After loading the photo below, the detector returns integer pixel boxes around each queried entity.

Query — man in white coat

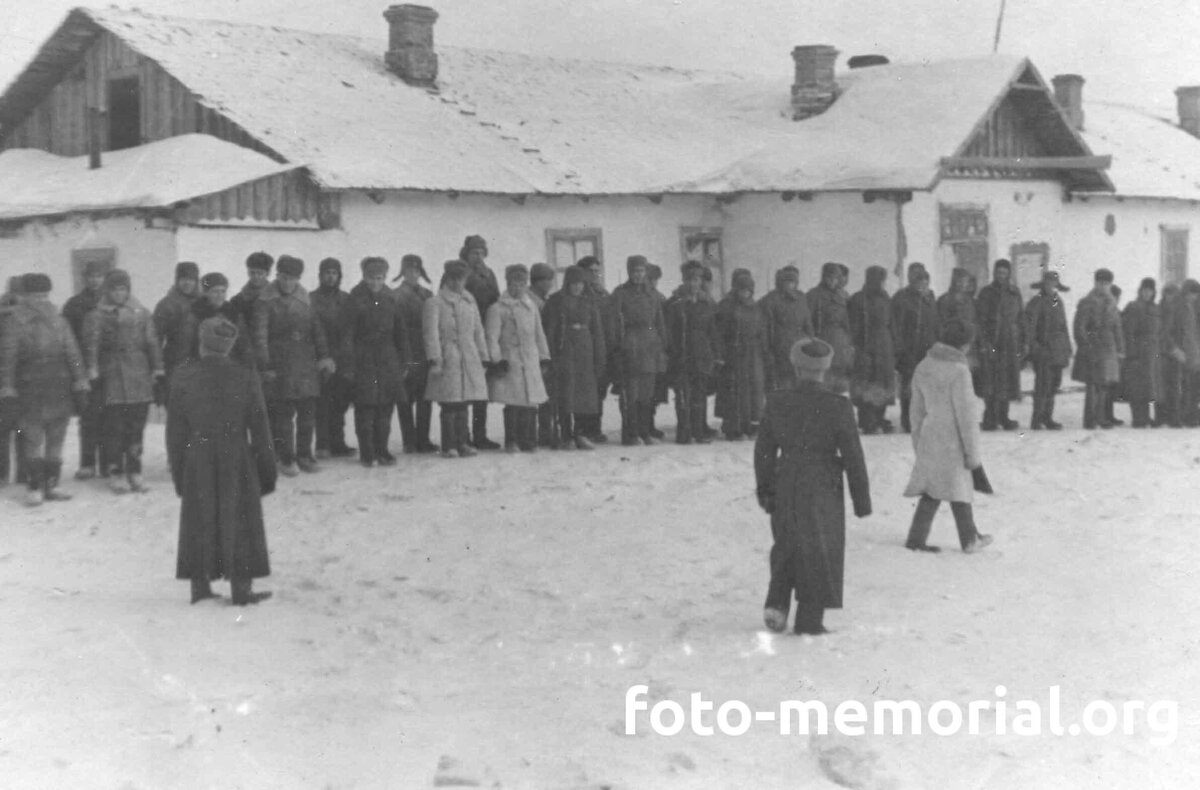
[903,318,994,553]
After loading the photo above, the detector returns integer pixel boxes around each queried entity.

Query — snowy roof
[1079,102,1200,201]
[0,134,302,220]
[0,7,1059,195]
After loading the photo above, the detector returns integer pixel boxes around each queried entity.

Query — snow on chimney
[791,45,840,120]
[1051,74,1085,131]
[1175,86,1200,138]
[384,4,439,87]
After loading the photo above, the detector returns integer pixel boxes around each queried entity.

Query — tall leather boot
[519,408,538,452]
[398,403,417,452]
[356,407,376,466]
[503,406,518,453]
[415,402,437,452]
[640,401,657,444]
[190,576,216,604]
[439,409,457,458]
[472,402,500,450]
[900,395,912,433]
[998,398,1018,430]
[981,398,997,431]
[691,396,711,444]
[25,459,45,507]
[793,604,828,635]
[456,408,477,456]
[44,459,72,501]
[1044,394,1062,430]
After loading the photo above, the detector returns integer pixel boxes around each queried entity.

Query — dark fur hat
[245,251,274,272]
[276,255,304,278]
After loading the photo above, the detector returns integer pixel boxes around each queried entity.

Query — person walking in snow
[253,255,334,476]
[1024,271,1073,430]
[311,257,356,459]
[424,261,491,458]
[393,254,438,454]
[902,318,994,554]
[715,268,767,440]
[485,264,551,452]
[61,259,107,479]
[0,273,90,506]
[758,265,813,393]
[83,269,164,494]
[755,337,871,635]
[169,316,275,606]
[152,261,200,406]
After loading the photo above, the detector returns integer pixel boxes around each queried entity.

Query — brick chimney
[1051,74,1085,131]
[1175,86,1200,138]
[791,45,840,120]
[384,4,439,87]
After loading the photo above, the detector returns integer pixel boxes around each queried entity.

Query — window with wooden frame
[680,227,725,296]
[545,228,603,276]
[1161,226,1189,286]
[70,247,117,294]
[107,76,141,151]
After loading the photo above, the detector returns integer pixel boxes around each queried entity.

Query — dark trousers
[1031,364,1063,427]
[398,399,434,450]
[981,397,1013,428]
[1083,384,1111,428]
[503,405,538,449]
[1129,399,1152,427]
[673,376,709,443]
[440,403,470,449]
[78,387,106,471]
[103,403,149,475]
[763,519,826,629]
[855,404,888,433]
[905,494,979,550]
[272,397,316,464]
[1158,359,1184,426]
[20,416,69,462]
[576,384,608,438]
[315,375,354,452]
[354,402,394,462]
[897,368,916,432]
[470,401,491,442]
[537,401,558,447]
[1183,371,1200,426]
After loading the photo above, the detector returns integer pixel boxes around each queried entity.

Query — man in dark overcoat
[1024,271,1073,430]
[1158,283,1186,427]
[715,269,767,440]
[755,338,871,636]
[542,266,606,450]
[347,257,411,466]
[152,261,200,406]
[758,265,813,392]
[527,263,559,447]
[168,317,275,606]
[182,273,256,368]
[611,255,667,445]
[228,252,273,330]
[460,235,502,450]
[1072,268,1126,429]
[0,276,26,485]
[0,273,90,506]
[311,257,356,458]
[807,263,855,395]
[252,255,334,475]
[577,255,617,444]
[664,260,722,444]
[890,263,938,432]
[61,259,107,479]
[646,263,670,440]
[976,259,1025,430]
[1121,278,1164,428]
[393,254,438,453]
[848,265,896,434]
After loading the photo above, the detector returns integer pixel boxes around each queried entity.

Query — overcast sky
[2,0,1198,113]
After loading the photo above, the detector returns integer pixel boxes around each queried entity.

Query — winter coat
[904,343,982,504]
[754,380,871,609]
[346,282,411,406]
[61,287,102,346]
[936,277,980,372]
[806,284,855,389]
[464,261,500,319]
[228,280,265,330]
[584,284,619,385]
[153,286,198,377]
[83,295,164,405]
[0,299,89,424]
[1121,300,1163,402]
[1024,293,1073,369]
[1072,288,1125,385]
[847,281,896,407]
[485,292,550,406]
[975,280,1025,400]
[714,294,767,422]
[758,286,814,390]
[393,282,433,365]
[664,291,721,383]
[542,288,606,413]
[168,355,274,583]
[310,284,355,376]
[252,282,330,401]
[610,281,667,379]
[422,287,490,403]
[891,286,939,384]
[181,299,256,369]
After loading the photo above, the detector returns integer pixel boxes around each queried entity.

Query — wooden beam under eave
[940,155,1112,171]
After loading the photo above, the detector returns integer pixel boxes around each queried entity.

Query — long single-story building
[0,5,1198,308]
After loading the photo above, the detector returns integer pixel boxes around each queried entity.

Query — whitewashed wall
[1061,197,1200,292]
[0,215,177,303]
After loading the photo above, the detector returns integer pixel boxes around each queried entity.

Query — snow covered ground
[2,390,1198,789]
